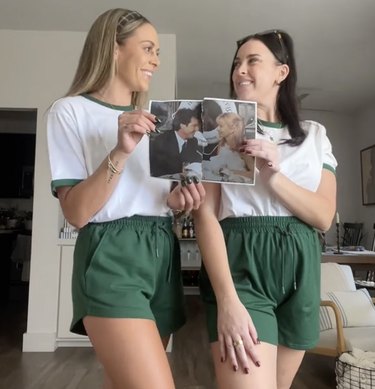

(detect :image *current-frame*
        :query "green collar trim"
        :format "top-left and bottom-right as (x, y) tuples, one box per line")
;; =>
(323, 164), (336, 175)
(258, 119), (284, 129)
(82, 94), (133, 111)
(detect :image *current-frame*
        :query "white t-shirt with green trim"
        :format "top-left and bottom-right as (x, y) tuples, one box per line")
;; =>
(47, 95), (171, 222)
(219, 120), (337, 220)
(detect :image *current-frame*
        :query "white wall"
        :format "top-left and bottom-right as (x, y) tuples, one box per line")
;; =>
(300, 110), (358, 245)
(0, 29), (176, 351)
(301, 107), (375, 249)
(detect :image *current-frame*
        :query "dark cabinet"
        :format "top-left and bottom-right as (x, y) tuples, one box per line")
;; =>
(0, 133), (35, 198)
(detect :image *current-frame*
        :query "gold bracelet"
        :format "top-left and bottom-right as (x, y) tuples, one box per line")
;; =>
(107, 152), (123, 175)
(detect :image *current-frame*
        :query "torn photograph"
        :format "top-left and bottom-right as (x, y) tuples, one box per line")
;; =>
(149, 98), (257, 185)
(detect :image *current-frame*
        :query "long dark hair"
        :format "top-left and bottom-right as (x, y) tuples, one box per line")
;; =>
(230, 30), (306, 146)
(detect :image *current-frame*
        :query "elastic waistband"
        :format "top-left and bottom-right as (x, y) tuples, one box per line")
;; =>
(220, 216), (313, 232)
(87, 215), (173, 230)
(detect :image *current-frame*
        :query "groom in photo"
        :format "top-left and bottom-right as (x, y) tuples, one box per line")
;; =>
(150, 107), (203, 177)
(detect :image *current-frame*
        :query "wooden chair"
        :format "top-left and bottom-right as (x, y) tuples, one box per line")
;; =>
(309, 263), (375, 357)
(342, 222), (363, 247)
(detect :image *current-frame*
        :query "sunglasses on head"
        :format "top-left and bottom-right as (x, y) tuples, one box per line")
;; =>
(236, 29), (289, 64)
(118, 10), (144, 28)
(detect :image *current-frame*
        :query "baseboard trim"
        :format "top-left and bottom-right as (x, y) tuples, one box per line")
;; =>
(23, 332), (173, 352)
(56, 338), (92, 348)
(22, 332), (57, 352)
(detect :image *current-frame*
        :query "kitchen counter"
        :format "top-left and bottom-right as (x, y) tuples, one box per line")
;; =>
(0, 229), (20, 234)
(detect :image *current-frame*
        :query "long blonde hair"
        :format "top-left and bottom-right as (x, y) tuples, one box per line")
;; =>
(66, 8), (150, 107)
(216, 113), (245, 149)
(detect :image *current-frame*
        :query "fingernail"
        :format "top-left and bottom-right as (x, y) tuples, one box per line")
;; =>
(154, 116), (162, 123)
(185, 176), (193, 185)
(192, 176), (200, 184)
(267, 162), (273, 167)
(233, 365), (238, 372)
(181, 179), (187, 187)
(245, 368), (250, 374)
(154, 128), (161, 134)
(146, 130), (151, 137)
(221, 357), (225, 363)
(255, 361), (261, 367)
(256, 338), (261, 344)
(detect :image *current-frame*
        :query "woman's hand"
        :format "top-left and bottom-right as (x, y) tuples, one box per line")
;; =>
(217, 296), (261, 373)
(240, 139), (280, 175)
(117, 110), (157, 155)
(167, 176), (206, 214)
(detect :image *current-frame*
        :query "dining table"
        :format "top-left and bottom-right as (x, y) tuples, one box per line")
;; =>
(321, 248), (375, 272)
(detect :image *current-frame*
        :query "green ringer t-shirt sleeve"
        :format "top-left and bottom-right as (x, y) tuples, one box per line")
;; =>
(51, 179), (83, 197)
(323, 163), (336, 175)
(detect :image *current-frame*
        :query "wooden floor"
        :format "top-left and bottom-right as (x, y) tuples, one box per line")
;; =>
(0, 291), (336, 388)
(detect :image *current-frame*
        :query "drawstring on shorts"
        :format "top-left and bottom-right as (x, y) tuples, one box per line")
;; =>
(275, 225), (298, 294)
(153, 218), (174, 283)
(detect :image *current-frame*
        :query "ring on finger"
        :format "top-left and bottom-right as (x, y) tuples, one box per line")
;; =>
(233, 338), (243, 348)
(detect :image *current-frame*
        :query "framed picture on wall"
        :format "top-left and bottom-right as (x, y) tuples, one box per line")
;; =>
(360, 144), (375, 205)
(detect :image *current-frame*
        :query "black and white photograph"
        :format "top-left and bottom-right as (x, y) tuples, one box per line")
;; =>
(149, 98), (257, 185)
(201, 98), (256, 185)
(361, 144), (375, 205)
(149, 100), (203, 179)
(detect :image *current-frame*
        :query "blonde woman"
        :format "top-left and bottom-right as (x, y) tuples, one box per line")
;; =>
(204, 112), (254, 183)
(47, 9), (204, 389)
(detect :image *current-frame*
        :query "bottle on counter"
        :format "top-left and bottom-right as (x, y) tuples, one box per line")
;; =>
(188, 219), (195, 238)
(182, 217), (189, 239)
(173, 217), (182, 239)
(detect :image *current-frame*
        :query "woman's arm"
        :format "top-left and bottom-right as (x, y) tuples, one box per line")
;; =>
(57, 146), (129, 228)
(193, 183), (237, 302)
(193, 183), (260, 372)
(266, 168), (336, 231)
(56, 110), (157, 228)
(241, 138), (337, 231)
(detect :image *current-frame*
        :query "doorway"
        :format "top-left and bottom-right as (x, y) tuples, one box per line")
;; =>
(0, 107), (37, 350)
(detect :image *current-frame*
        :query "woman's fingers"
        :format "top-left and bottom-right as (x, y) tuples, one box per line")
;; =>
(239, 139), (279, 172)
(233, 337), (251, 374)
(221, 333), (261, 373)
(218, 333), (227, 363)
(224, 334), (239, 372)
(167, 177), (205, 214)
(180, 176), (205, 211)
(243, 333), (261, 369)
(118, 110), (157, 135)
(217, 300), (262, 373)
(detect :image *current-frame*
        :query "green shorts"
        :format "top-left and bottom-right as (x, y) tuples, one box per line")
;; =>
(199, 216), (321, 350)
(71, 215), (186, 337)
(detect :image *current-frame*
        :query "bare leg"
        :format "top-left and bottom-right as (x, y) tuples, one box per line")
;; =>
(84, 317), (175, 389)
(103, 372), (113, 389)
(101, 335), (172, 388)
(276, 345), (305, 389)
(210, 341), (278, 389)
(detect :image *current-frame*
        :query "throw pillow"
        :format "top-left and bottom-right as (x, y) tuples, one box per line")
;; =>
(320, 289), (375, 331)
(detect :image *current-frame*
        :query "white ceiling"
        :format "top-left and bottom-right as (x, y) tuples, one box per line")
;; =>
(1, 0), (375, 114)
